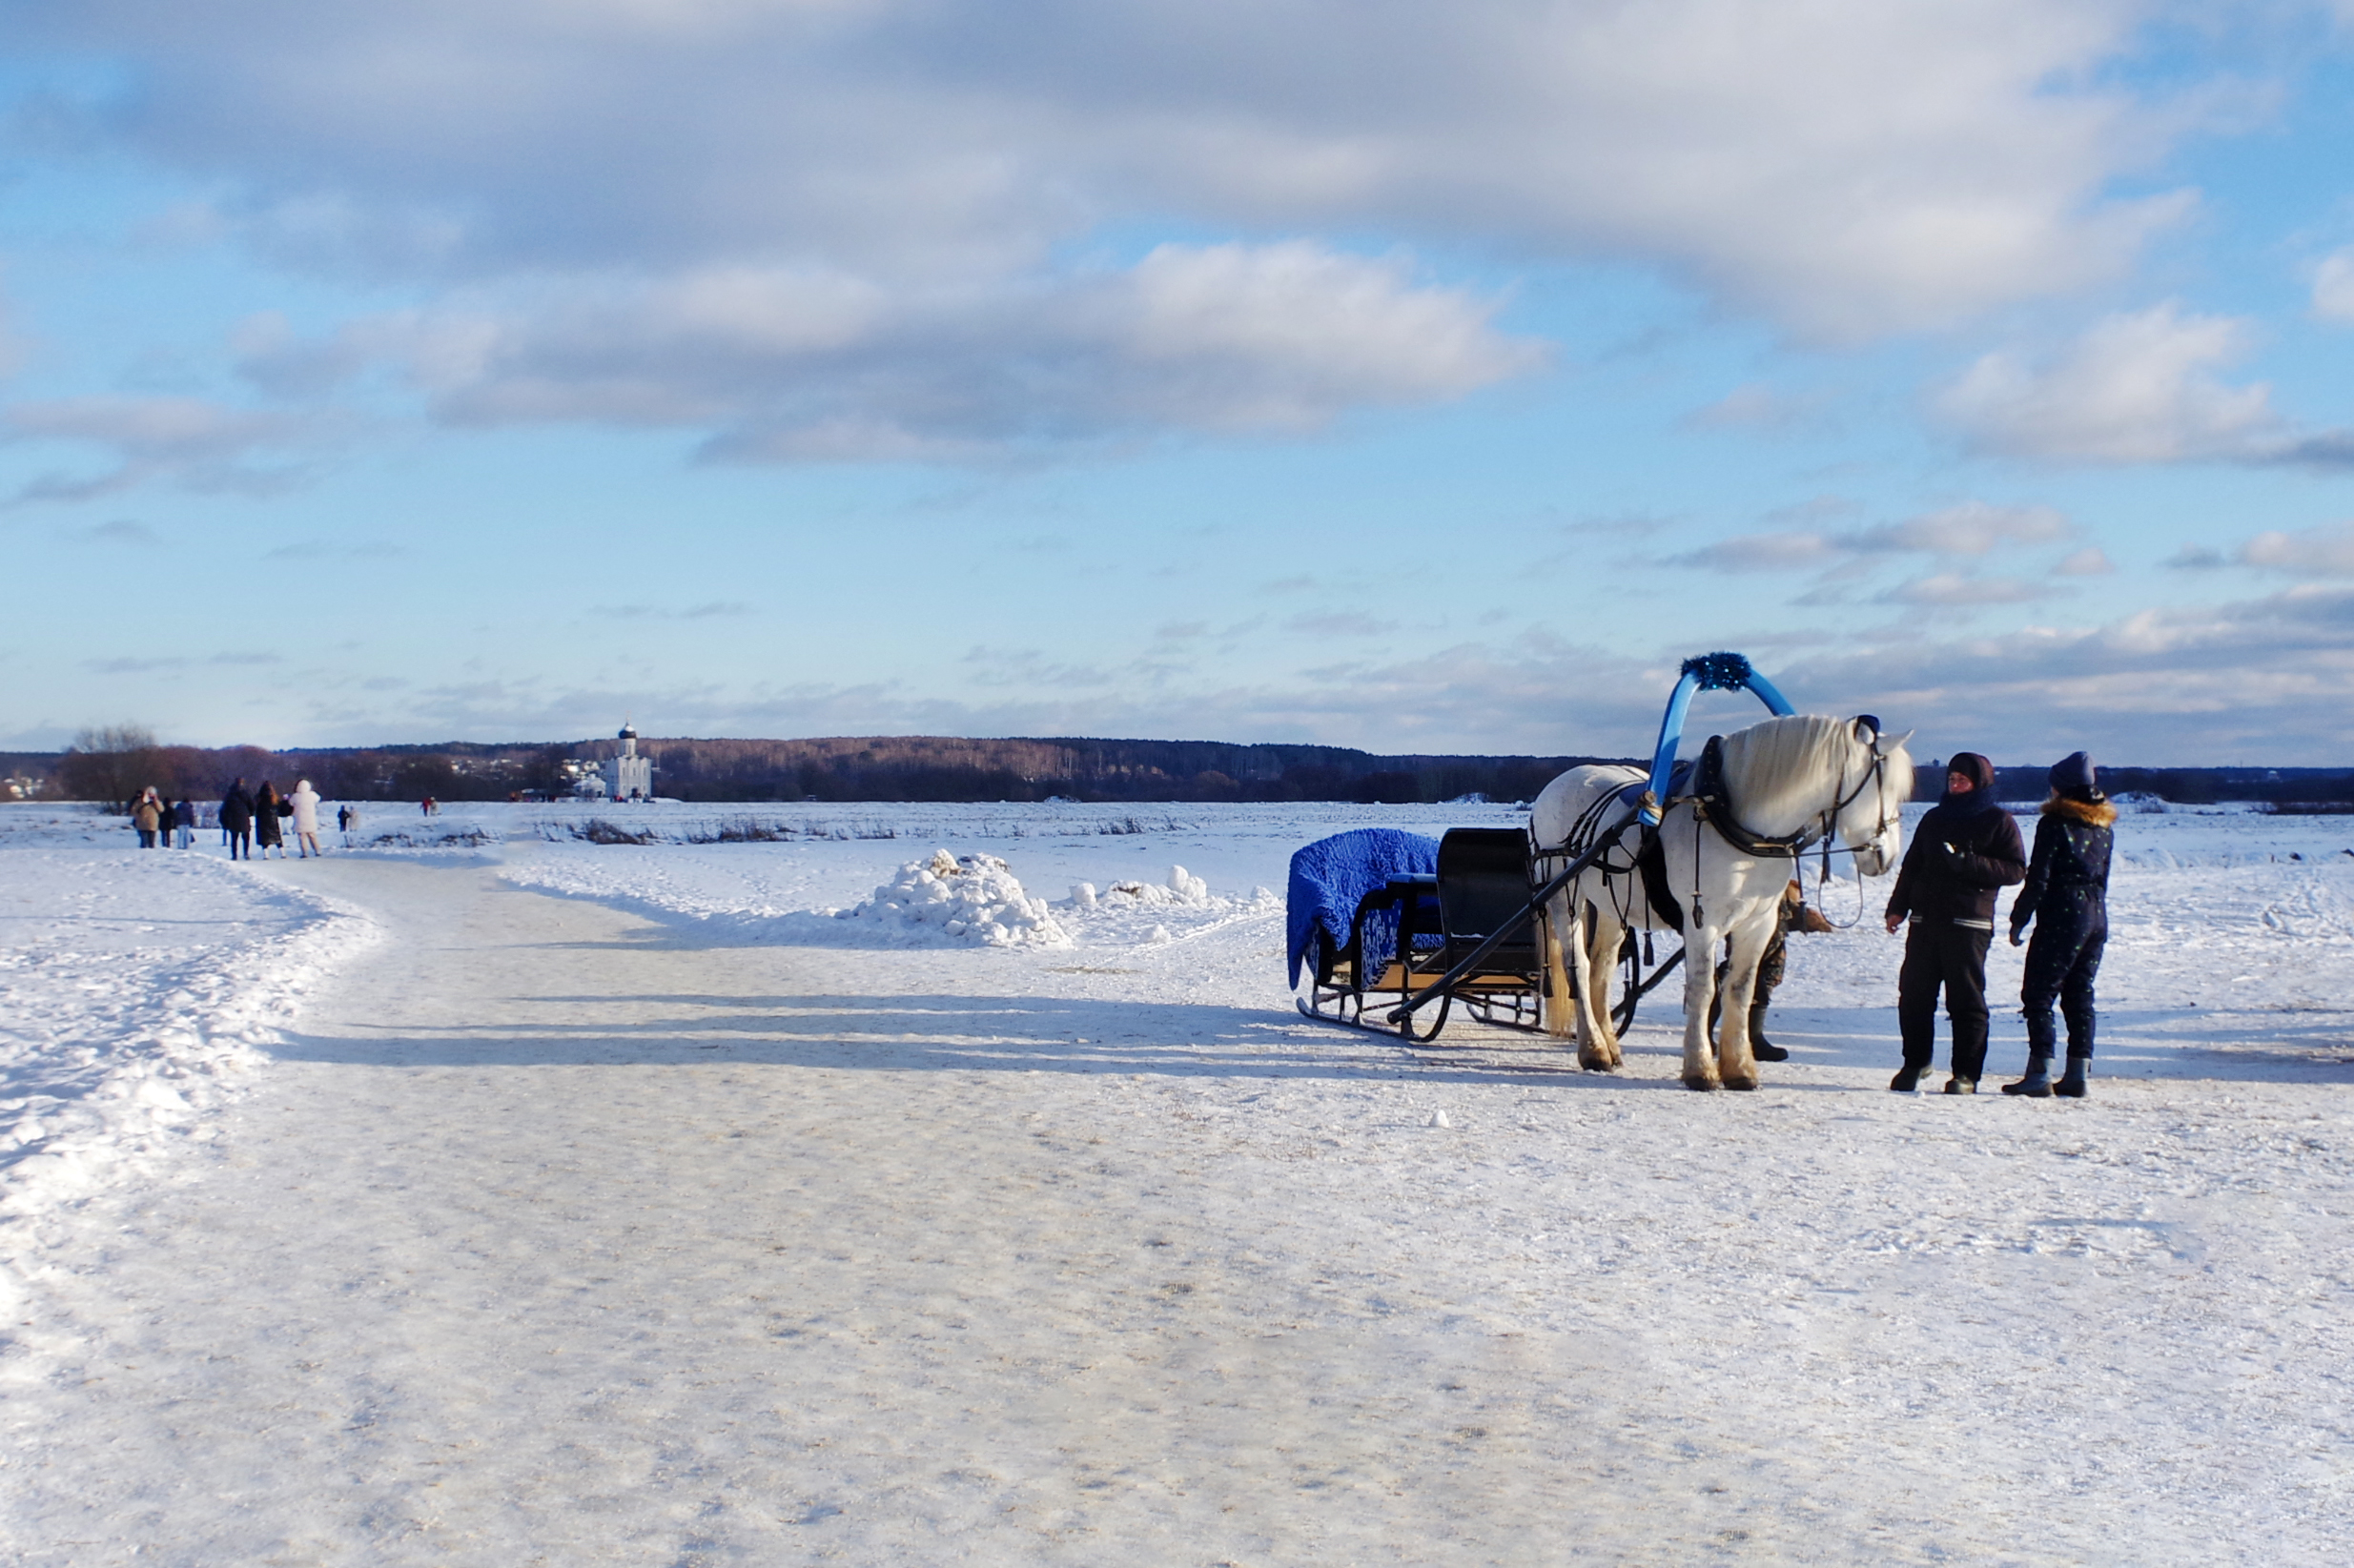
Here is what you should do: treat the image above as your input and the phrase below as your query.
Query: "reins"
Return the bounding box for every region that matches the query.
[1683,733,1899,931]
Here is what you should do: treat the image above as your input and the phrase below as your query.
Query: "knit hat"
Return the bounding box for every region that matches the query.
[2048,750,2098,801]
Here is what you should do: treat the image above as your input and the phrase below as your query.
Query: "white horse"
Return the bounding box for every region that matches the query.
[1529,714,1913,1090]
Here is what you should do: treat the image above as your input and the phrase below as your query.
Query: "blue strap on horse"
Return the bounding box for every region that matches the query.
[1637,651,1795,826]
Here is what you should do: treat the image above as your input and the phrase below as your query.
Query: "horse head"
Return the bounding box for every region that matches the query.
[1837,718,1914,877]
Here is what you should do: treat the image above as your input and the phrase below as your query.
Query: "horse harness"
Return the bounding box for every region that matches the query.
[1534,729,1897,931]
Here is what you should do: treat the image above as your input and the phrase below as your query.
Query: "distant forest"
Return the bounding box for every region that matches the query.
[9,734,1627,808]
[9,734,2354,810]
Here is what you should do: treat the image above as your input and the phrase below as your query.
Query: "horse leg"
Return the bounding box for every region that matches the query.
[1681,919,1724,1089]
[1563,885,1619,1069]
[1542,893,1576,1040]
[1716,913,1774,1091]
[1587,906,1627,1068]
[1575,897,1623,1070]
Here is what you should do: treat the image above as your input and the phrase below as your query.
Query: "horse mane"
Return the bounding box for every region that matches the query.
[1715,714,1908,838]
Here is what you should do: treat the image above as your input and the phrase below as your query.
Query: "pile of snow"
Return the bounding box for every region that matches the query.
[839,849,1073,948]
[1063,864,1277,947]
[1068,863,1212,908]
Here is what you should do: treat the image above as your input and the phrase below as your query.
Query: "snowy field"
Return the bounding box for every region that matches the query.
[4,797,2353,1563]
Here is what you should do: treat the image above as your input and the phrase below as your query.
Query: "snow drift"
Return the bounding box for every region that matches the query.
[840,849,1074,947]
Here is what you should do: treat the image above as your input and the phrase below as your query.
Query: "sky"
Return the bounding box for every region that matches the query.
[8,1,2354,765]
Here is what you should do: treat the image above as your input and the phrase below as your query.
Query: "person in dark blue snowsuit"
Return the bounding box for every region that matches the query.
[2002,751,2114,1099]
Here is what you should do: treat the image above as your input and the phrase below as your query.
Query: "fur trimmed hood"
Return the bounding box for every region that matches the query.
[2043,793,2117,827]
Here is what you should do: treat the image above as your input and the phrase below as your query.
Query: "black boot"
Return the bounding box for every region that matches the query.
[2055,1057,2089,1098]
[2002,1055,2054,1097]
[1750,1007,1788,1062]
[1890,1065,1927,1092]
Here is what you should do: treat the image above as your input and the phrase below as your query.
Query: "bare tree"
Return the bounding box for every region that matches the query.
[58,723,162,813]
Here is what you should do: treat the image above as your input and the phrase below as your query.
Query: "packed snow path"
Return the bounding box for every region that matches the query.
[8,852,2353,1564]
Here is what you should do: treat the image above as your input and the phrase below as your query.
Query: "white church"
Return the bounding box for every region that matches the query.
[570,723,657,802]
[609,723,655,802]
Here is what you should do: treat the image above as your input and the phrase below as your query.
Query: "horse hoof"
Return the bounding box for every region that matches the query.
[1580,1055,1616,1073]
[1683,1074,1721,1091]
[1724,1074,1759,1091]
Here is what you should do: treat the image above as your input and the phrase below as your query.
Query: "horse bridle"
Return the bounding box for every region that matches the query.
[1807,732,1904,927]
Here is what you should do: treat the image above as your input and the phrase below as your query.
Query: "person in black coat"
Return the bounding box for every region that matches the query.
[2003,751,2114,1099]
[1883,751,2028,1093]
[220,779,256,861]
[253,780,285,857]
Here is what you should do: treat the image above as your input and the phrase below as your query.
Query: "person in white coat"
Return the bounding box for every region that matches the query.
[290,779,325,859]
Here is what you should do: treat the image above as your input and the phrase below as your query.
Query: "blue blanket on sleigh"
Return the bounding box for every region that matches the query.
[1286,828,1443,988]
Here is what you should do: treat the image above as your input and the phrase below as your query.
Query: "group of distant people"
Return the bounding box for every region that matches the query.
[130,789,195,850]
[215,778,330,860]
[130,780,359,859]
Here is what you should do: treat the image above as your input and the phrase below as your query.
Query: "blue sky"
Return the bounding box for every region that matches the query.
[8,1,2354,764]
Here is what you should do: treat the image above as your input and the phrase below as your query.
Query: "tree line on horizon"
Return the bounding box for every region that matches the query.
[23,729,1627,810]
[13,728,2354,812]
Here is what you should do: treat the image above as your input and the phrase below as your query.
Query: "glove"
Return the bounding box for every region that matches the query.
[2008,926,2025,947]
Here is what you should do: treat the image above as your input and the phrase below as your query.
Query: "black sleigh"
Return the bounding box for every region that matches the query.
[1293,826,1678,1044]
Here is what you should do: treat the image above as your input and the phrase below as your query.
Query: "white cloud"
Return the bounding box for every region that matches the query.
[1686,384,1820,432]
[2,396,315,500]
[1119,243,1539,429]
[1777,583,2354,762]
[1879,572,2056,605]
[2313,248,2354,324]
[29,0,2185,347]
[309,585,2354,763]
[1676,500,2074,574]
[2055,545,2114,575]
[258,243,1539,458]
[1847,500,2072,555]
[1671,531,1838,572]
[2239,520,2354,577]
[1934,304,2278,462]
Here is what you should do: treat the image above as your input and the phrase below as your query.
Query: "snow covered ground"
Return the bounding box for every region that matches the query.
[3,798,2352,1563]
[0,812,379,1244]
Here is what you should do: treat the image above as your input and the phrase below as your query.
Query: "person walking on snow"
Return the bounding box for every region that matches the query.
[290,779,324,858]
[220,779,255,860]
[1884,751,2027,1094]
[172,798,194,848]
[132,787,163,848]
[2002,752,2114,1099]
[254,781,287,859]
